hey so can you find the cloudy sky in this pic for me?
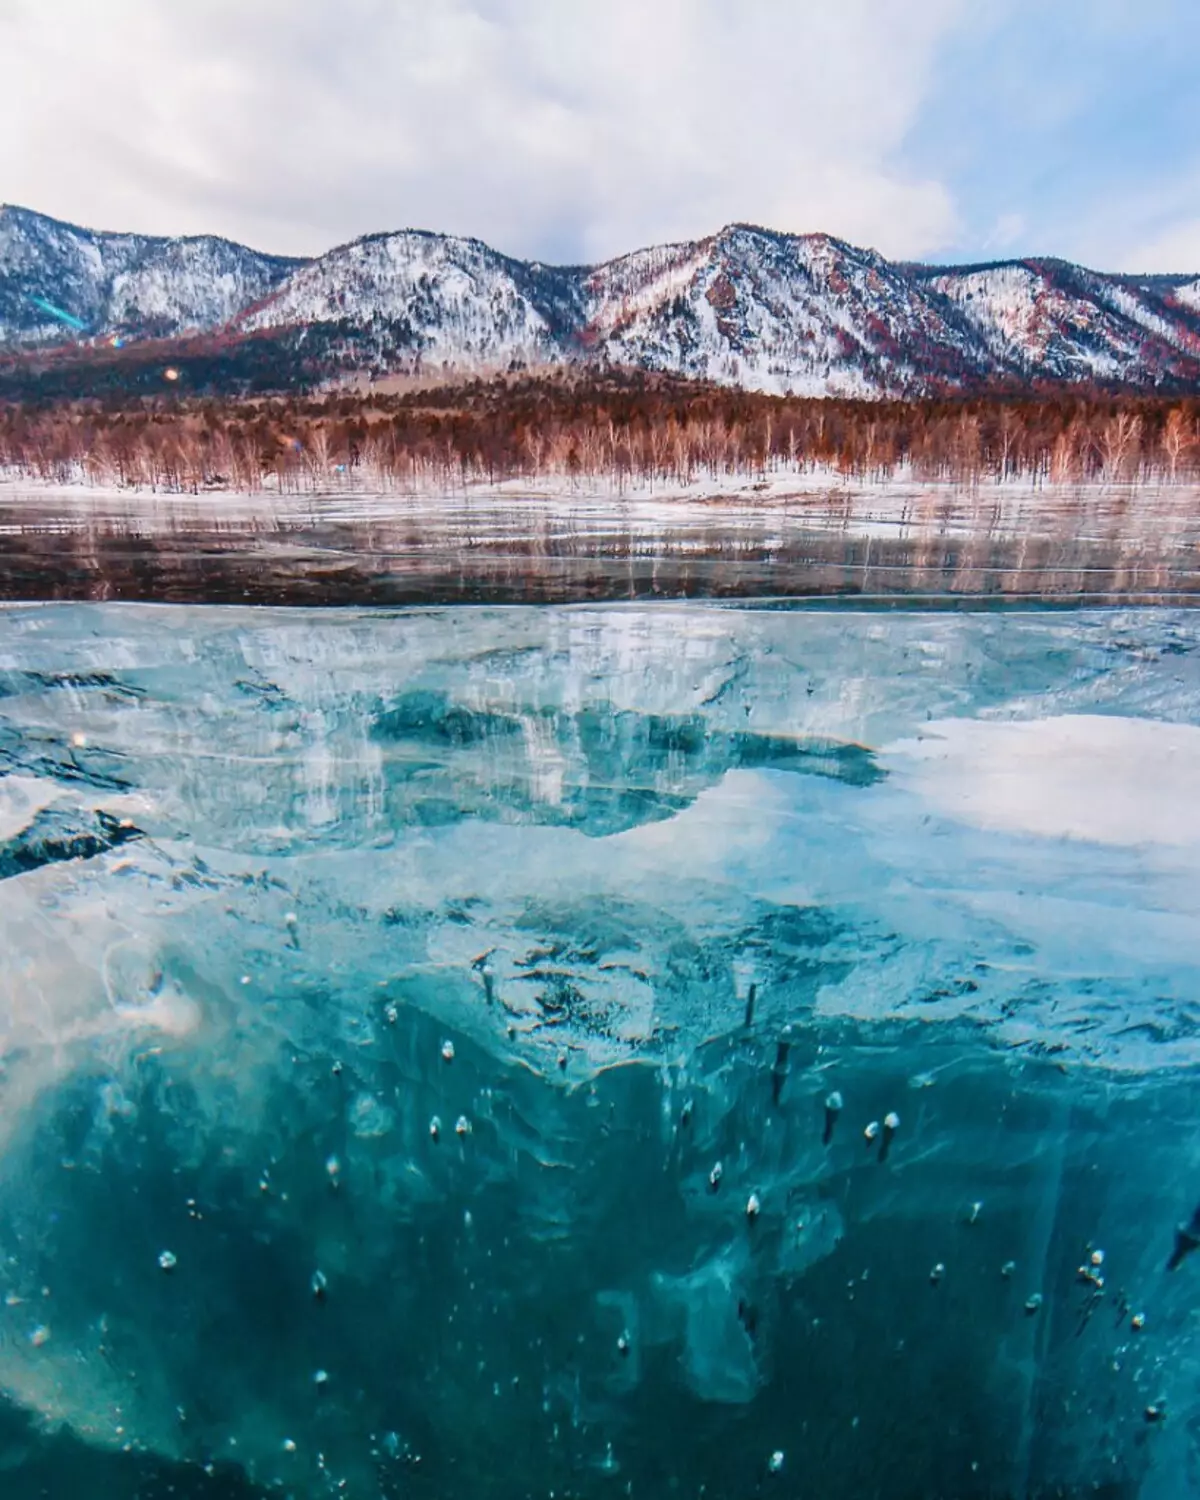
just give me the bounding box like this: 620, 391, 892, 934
2, 0, 1198, 271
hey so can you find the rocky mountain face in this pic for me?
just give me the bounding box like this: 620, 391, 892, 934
918, 259, 1200, 386
4, 204, 1200, 396
0, 205, 300, 347
235, 229, 584, 370
576, 228, 996, 396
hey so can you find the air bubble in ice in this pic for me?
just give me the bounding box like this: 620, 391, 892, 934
879, 1113, 900, 1162
822, 1090, 842, 1144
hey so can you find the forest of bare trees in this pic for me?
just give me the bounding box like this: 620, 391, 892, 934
2, 372, 1199, 493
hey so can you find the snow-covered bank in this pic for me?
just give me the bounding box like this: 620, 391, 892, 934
4, 457, 1199, 506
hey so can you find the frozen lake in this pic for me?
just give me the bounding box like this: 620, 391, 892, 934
2, 480, 1200, 603
0, 596, 1198, 1497
2, 482, 1200, 1496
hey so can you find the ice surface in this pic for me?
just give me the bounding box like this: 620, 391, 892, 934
0, 602, 1198, 1498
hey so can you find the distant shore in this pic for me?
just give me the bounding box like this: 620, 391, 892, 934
2, 373, 1198, 498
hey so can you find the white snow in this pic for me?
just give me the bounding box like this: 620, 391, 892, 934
239, 231, 560, 366
1172, 278, 1200, 314
0, 206, 298, 344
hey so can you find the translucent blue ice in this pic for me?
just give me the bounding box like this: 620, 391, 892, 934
0, 602, 1197, 1497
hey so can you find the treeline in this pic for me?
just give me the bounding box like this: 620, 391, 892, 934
2, 371, 1200, 491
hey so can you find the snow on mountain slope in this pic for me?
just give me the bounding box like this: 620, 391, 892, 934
1, 206, 118, 343
4, 204, 1200, 396
929, 263, 1130, 378
583, 226, 992, 396
925, 260, 1200, 383
1170, 278, 1200, 315
102, 237, 301, 338
1092, 280, 1200, 358
0, 205, 301, 346
237, 230, 583, 370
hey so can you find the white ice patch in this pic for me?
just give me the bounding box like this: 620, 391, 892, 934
0, 776, 64, 842
889, 715, 1200, 849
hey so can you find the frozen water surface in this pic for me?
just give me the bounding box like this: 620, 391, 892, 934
0, 599, 1199, 1497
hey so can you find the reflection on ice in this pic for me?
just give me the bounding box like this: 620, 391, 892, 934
0, 601, 1197, 1497
4, 482, 1200, 605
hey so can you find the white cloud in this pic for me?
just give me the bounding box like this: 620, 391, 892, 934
0, 0, 962, 262
981, 211, 1026, 254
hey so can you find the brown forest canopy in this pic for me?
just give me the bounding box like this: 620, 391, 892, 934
2, 370, 1199, 490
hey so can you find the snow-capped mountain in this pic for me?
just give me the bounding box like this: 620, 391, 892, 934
578, 226, 993, 396
4, 203, 1200, 396
0, 205, 300, 346
237, 228, 584, 371
919, 259, 1200, 384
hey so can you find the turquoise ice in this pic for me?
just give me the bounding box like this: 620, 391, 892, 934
0, 602, 1197, 1498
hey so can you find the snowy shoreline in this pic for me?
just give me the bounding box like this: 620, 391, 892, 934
3, 461, 1197, 509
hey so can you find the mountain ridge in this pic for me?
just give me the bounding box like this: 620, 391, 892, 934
4, 204, 1200, 398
